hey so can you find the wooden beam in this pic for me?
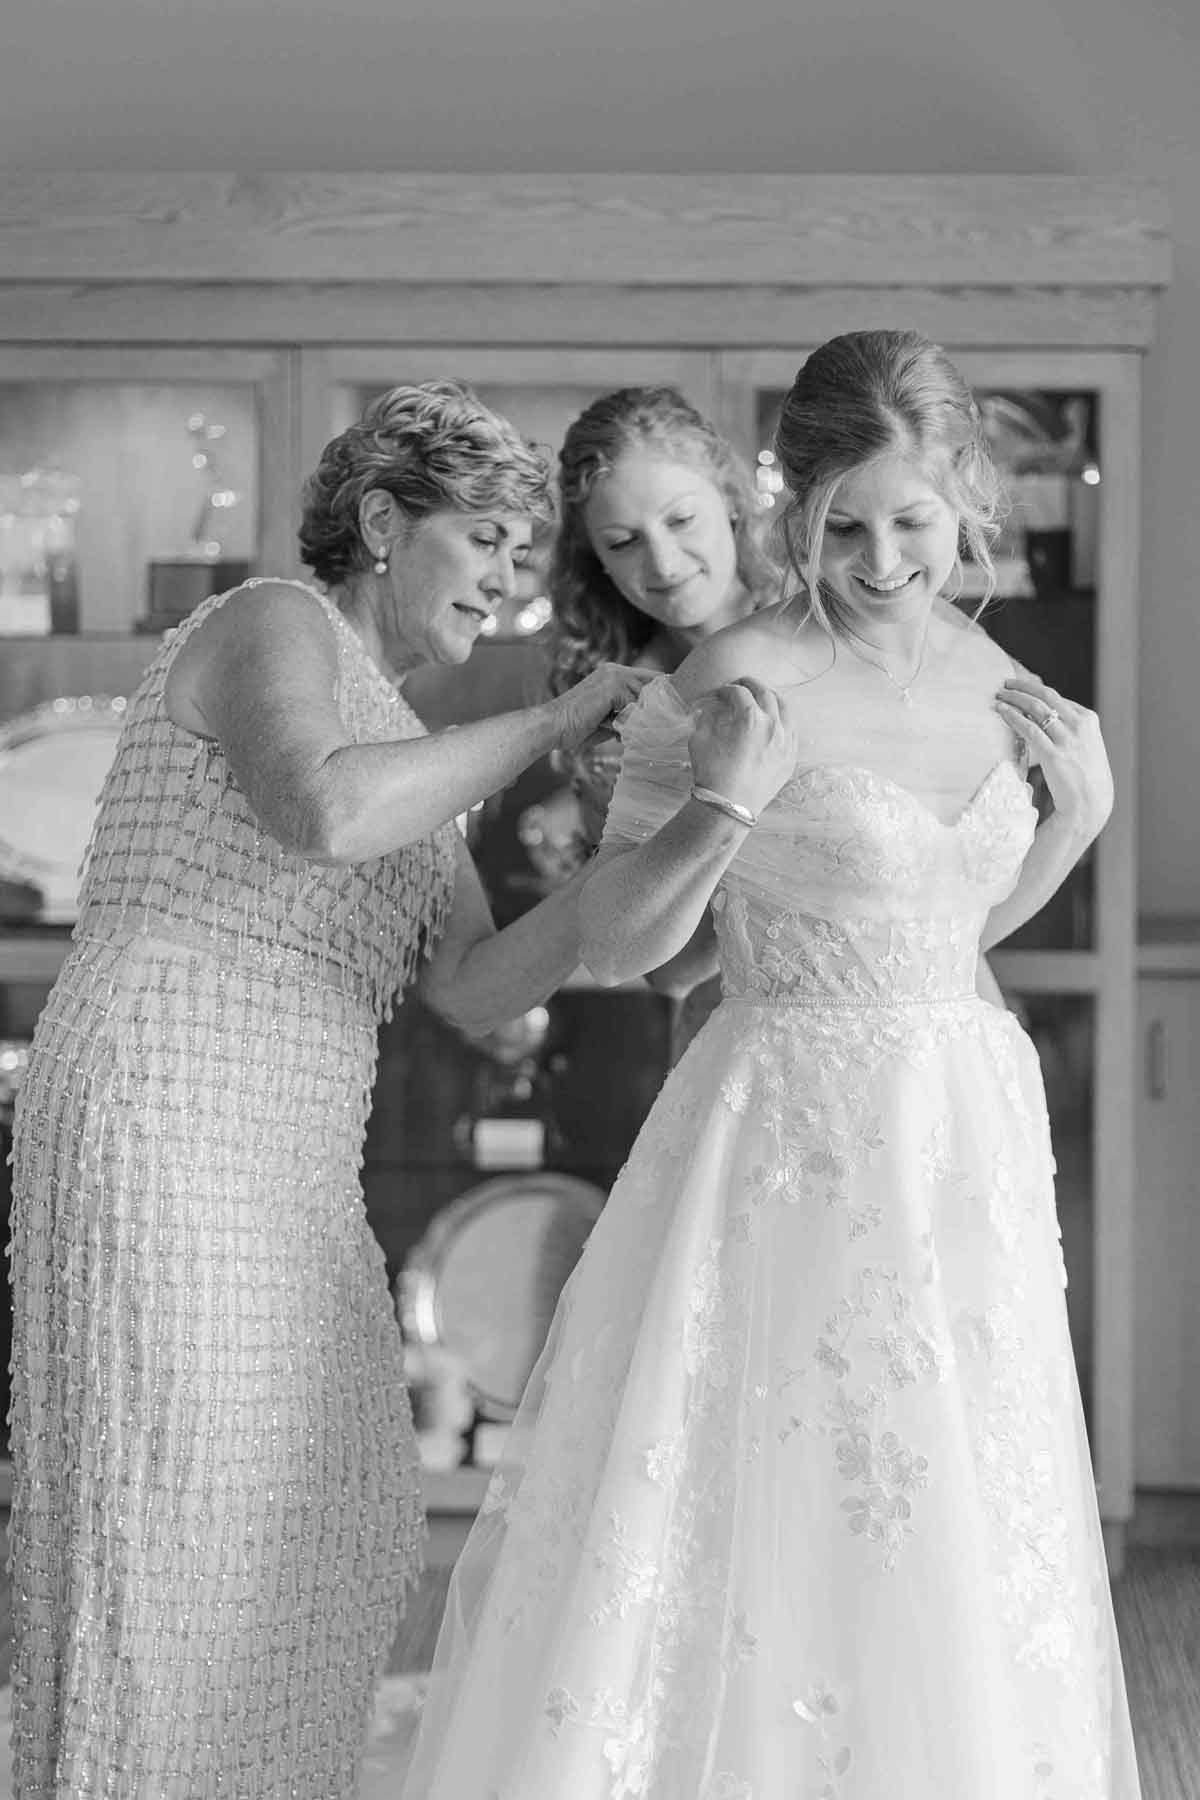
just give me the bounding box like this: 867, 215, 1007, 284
0, 279, 1161, 348
0, 174, 1170, 287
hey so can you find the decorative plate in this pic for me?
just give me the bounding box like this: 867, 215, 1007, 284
0, 695, 128, 923
399, 1171, 607, 1421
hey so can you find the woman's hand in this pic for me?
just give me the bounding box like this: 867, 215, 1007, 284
549, 663, 655, 754
995, 674, 1114, 843
687, 678, 797, 819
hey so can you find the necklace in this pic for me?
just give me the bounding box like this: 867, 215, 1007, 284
840, 618, 931, 706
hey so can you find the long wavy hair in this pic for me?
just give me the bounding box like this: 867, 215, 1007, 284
545, 385, 780, 695
298, 378, 556, 586
773, 330, 1008, 633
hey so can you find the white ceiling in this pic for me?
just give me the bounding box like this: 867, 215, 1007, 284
3, 0, 1190, 174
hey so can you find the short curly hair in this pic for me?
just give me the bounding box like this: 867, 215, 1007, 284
773, 330, 1009, 630
545, 385, 780, 696
298, 379, 556, 586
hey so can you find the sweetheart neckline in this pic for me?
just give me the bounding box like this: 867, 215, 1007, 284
776, 758, 1032, 834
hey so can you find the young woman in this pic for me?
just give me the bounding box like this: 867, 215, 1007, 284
399, 334, 1137, 1798
541, 383, 780, 1052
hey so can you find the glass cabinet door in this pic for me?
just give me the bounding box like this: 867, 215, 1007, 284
0, 349, 290, 641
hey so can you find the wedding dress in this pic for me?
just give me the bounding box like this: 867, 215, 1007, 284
400, 667, 1141, 1800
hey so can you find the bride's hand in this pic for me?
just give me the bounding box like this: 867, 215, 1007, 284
687, 678, 797, 819
995, 674, 1114, 842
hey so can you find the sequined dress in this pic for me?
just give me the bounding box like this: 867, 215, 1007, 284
9, 580, 456, 1799
400, 672, 1141, 1800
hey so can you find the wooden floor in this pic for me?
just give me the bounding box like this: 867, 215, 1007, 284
1111, 1549, 1200, 1800
0, 1521, 1197, 1796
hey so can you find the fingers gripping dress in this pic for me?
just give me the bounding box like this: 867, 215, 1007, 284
8, 581, 455, 1798
401, 674, 1140, 1800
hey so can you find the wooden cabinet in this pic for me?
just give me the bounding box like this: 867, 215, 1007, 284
0, 174, 1169, 1560
1135, 957, 1200, 1489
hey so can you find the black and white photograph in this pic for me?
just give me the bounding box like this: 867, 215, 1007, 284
0, 1, 1195, 1794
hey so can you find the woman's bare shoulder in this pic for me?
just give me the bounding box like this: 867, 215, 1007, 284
937, 601, 1025, 680
671, 600, 821, 702
165, 578, 338, 736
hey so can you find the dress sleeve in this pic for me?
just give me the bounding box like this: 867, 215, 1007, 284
599, 675, 696, 852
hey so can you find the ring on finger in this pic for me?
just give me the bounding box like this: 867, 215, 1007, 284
1040, 706, 1061, 730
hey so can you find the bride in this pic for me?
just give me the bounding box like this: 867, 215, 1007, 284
397, 330, 1141, 1798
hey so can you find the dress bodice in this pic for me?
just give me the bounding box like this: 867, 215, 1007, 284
602, 676, 1037, 1008
75, 578, 457, 1019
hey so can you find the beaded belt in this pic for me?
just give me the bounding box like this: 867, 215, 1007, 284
720, 989, 979, 1012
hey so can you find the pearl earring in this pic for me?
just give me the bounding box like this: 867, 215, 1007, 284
373, 550, 389, 576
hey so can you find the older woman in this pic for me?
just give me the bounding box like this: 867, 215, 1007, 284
7, 379, 643, 1800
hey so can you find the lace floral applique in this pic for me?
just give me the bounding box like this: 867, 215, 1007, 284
833, 1403, 931, 1566
528, 1230, 759, 1792
727, 1608, 758, 1666
544, 1685, 582, 1736
792, 1679, 854, 1797
683, 1239, 747, 1402
958, 761, 1038, 885
499, 1467, 583, 1637
544, 1571, 759, 1795
782, 767, 932, 896
781, 1267, 949, 1568
980, 1144, 1044, 1259
952, 1301, 1087, 1688
920, 1117, 955, 1185
720, 1075, 753, 1115
719, 1015, 898, 1245
590, 1513, 661, 1624
481, 1470, 514, 1517
645, 1435, 685, 1487
628, 1064, 702, 1203
541, 1687, 661, 1796
755, 916, 877, 1003
603, 1704, 655, 1800
702, 1775, 754, 1800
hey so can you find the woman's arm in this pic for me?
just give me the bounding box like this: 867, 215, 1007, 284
643, 912, 720, 999
980, 812, 1096, 950
418, 833, 590, 1034
580, 810, 749, 986
580, 677, 798, 986
165, 582, 645, 865
549, 727, 722, 993
984, 672, 1113, 950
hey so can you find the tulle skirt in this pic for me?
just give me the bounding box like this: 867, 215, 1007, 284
402, 992, 1140, 1800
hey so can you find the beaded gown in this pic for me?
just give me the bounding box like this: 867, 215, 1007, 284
9, 580, 455, 1798
400, 667, 1141, 1800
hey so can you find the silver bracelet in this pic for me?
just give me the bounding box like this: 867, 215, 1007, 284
690, 783, 758, 829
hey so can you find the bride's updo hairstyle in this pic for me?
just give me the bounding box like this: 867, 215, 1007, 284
298, 378, 556, 586
773, 330, 1007, 631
